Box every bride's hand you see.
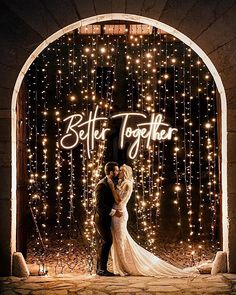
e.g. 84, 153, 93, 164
107, 178, 115, 190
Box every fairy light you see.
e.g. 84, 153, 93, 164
25, 22, 221, 274
187, 47, 194, 252
26, 54, 50, 274
196, 55, 204, 253
54, 37, 64, 270
204, 71, 219, 247
172, 47, 182, 236
211, 82, 220, 249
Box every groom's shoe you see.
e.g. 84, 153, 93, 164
96, 270, 115, 276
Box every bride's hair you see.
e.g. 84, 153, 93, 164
122, 164, 134, 182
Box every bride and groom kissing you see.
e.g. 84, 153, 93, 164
94, 162, 198, 277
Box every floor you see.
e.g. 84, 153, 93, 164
0, 273, 236, 294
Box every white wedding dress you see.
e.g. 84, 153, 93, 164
111, 179, 198, 277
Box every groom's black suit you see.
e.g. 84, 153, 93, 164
95, 177, 116, 272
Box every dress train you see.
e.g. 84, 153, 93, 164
111, 180, 199, 277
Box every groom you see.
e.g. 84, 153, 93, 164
94, 161, 122, 276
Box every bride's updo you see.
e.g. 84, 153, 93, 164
121, 164, 134, 182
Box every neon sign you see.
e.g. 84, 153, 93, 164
60, 106, 110, 157
60, 106, 177, 159
112, 112, 177, 159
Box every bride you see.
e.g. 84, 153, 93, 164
107, 164, 198, 277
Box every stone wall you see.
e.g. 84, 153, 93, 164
0, 0, 236, 275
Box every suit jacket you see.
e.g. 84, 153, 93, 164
95, 177, 115, 218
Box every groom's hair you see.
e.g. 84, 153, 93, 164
104, 161, 119, 175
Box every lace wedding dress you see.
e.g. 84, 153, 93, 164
111, 179, 198, 277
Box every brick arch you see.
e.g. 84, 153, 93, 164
12, 12, 228, 270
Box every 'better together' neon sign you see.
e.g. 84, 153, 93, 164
60, 106, 177, 159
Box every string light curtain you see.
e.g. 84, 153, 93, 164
25, 23, 221, 274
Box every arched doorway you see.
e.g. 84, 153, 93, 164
12, 13, 227, 274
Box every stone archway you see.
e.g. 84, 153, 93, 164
10, 13, 228, 274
